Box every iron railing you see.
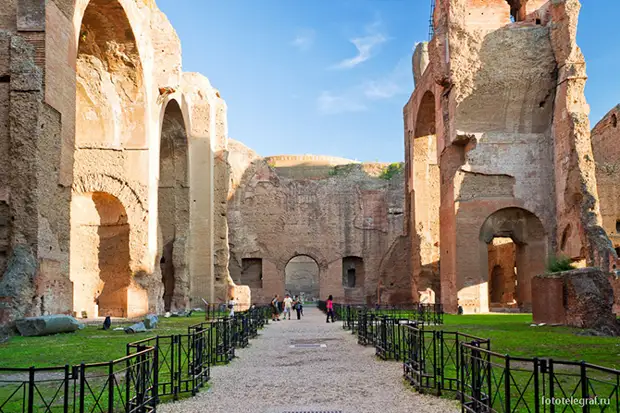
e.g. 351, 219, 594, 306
0, 306, 271, 412
319, 303, 620, 412
0, 345, 157, 413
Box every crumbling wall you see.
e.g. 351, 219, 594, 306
549, 0, 617, 271
404, 0, 614, 314
0, 33, 71, 324
591, 105, 620, 314
227, 152, 405, 304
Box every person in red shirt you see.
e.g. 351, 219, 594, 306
326, 295, 335, 323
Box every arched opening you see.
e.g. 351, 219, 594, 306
506, 0, 527, 22
412, 91, 440, 298
487, 238, 518, 310
158, 100, 189, 312
75, 0, 145, 148
479, 207, 546, 312
285, 255, 319, 302
70, 192, 131, 318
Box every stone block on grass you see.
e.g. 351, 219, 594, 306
16, 315, 83, 337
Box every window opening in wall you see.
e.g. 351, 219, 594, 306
616, 220, 620, 233
241, 258, 263, 289
612, 114, 618, 128
346, 268, 356, 288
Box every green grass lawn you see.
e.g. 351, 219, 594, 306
0, 313, 208, 368
435, 314, 620, 369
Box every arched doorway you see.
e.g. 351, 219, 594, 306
479, 207, 546, 312
411, 90, 440, 300
70, 192, 131, 317
285, 256, 319, 302
158, 100, 189, 312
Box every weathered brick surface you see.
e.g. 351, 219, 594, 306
227, 143, 406, 304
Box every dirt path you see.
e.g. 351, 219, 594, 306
160, 307, 458, 413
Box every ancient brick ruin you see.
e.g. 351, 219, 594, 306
0, 0, 618, 327
0, 0, 232, 324
404, 0, 618, 314
224, 142, 408, 304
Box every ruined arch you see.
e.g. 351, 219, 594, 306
478, 207, 546, 312
411, 90, 440, 300
158, 99, 190, 311
75, 0, 146, 149
71, 173, 151, 317
70, 192, 131, 318
414, 91, 436, 138
285, 255, 320, 301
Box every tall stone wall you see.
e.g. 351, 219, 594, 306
227, 143, 407, 304
591, 105, 620, 314
403, 0, 617, 314
0, 0, 227, 325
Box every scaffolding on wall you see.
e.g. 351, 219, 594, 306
428, 0, 436, 41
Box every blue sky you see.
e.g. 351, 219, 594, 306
157, 0, 620, 163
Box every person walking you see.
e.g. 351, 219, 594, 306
294, 295, 302, 320
326, 294, 335, 323
283, 294, 293, 320
271, 294, 280, 321
228, 296, 236, 318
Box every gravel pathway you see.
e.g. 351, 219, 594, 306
160, 307, 458, 413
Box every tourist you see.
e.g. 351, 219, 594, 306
326, 294, 335, 323
283, 294, 293, 320
271, 294, 280, 321
228, 296, 236, 318
294, 295, 303, 320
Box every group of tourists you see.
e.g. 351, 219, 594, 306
270, 294, 304, 321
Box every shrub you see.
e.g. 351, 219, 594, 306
546, 254, 575, 273
379, 162, 404, 180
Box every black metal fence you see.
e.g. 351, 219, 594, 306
318, 302, 444, 330
320, 304, 620, 413
0, 306, 271, 412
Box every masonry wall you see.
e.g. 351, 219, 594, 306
227, 146, 406, 304
404, 0, 617, 314
0, 0, 226, 324
591, 105, 620, 314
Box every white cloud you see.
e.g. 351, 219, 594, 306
362, 56, 411, 100
291, 29, 316, 51
317, 91, 367, 115
317, 56, 412, 115
331, 19, 388, 69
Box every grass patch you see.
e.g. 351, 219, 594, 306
0, 313, 207, 368
433, 314, 620, 368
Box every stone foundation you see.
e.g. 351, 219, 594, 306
532, 268, 619, 334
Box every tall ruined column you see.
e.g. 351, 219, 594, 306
549, 0, 618, 271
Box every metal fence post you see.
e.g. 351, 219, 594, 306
27, 366, 34, 413
581, 361, 589, 413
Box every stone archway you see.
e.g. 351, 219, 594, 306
285, 255, 320, 302
158, 99, 189, 312
75, 0, 146, 149
411, 90, 440, 300
477, 207, 547, 312
70, 192, 131, 318
71, 174, 150, 317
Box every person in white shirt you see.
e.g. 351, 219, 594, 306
228, 296, 236, 317
283, 294, 293, 320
